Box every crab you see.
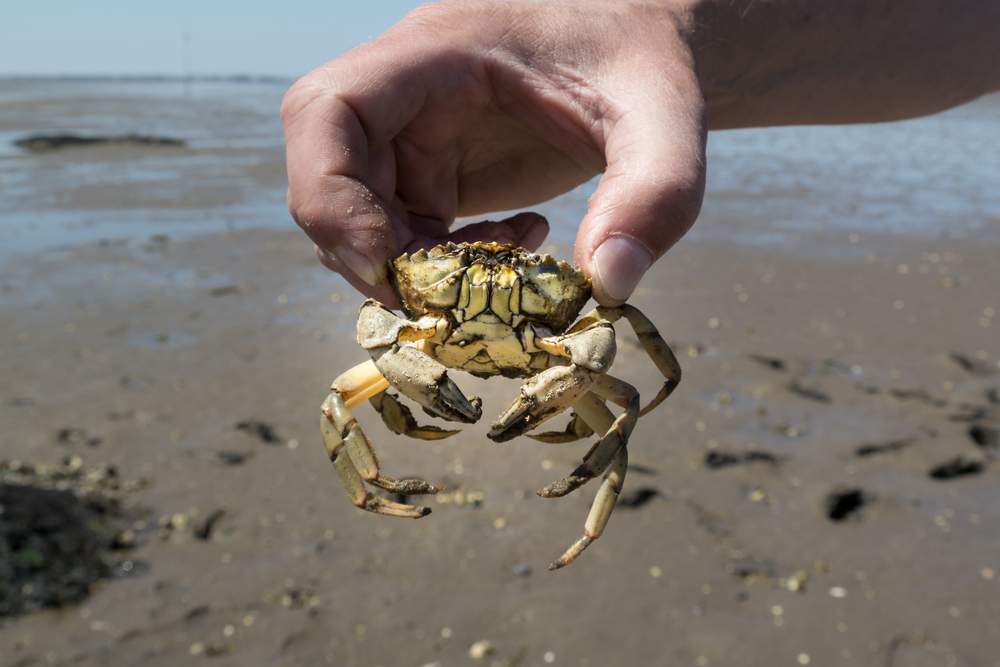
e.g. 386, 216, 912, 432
320, 241, 681, 569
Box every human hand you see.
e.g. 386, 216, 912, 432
282, 0, 706, 307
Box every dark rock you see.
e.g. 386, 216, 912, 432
826, 489, 869, 521
0, 484, 109, 617
929, 457, 986, 480
949, 352, 996, 377
14, 133, 185, 151
787, 381, 831, 403
855, 438, 915, 457
193, 509, 227, 541
705, 450, 782, 469
235, 420, 279, 443
968, 424, 999, 449
216, 451, 253, 466
750, 355, 787, 372
617, 487, 664, 509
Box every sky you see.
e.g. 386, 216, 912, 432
0, 1, 437, 78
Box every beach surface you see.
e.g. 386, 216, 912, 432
1, 79, 998, 667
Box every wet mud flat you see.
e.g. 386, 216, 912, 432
1, 217, 997, 666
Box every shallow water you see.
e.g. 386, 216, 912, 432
1, 78, 998, 262
701, 95, 1000, 243
0, 78, 290, 259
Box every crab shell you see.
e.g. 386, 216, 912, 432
387, 241, 592, 335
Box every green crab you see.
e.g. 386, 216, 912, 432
321, 241, 680, 569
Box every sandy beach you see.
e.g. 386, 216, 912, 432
1, 80, 998, 667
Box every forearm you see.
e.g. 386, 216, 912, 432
679, 0, 1000, 127
584, 0, 999, 128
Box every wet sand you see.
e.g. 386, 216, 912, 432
2, 83, 999, 667
3, 219, 999, 667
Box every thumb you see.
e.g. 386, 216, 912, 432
575, 87, 707, 306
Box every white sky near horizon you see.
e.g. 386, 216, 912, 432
0, 1, 436, 78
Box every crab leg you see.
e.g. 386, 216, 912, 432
539, 375, 639, 497
321, 360, 443, 519
487, 321, 615, 442
543, 375, 642, 569
568, 305, 681, 416
550, 446, 628, 570
335, 359, 391, 408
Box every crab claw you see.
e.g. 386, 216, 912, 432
372, 344, 482, 424
487, 365, 596, 442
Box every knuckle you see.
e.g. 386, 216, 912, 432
288, 188, 330, 230
280, 74, 326, 127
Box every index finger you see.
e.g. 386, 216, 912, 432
281, 33, 443, 286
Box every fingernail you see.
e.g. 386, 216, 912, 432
332, 246, 384, 286
593, 235, 653, 302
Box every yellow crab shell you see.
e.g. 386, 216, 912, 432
387, 241, 592, 334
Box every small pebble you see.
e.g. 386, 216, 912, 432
786, 570, 807, 592
469, 640, 495, 659
113, 529, 136, 549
